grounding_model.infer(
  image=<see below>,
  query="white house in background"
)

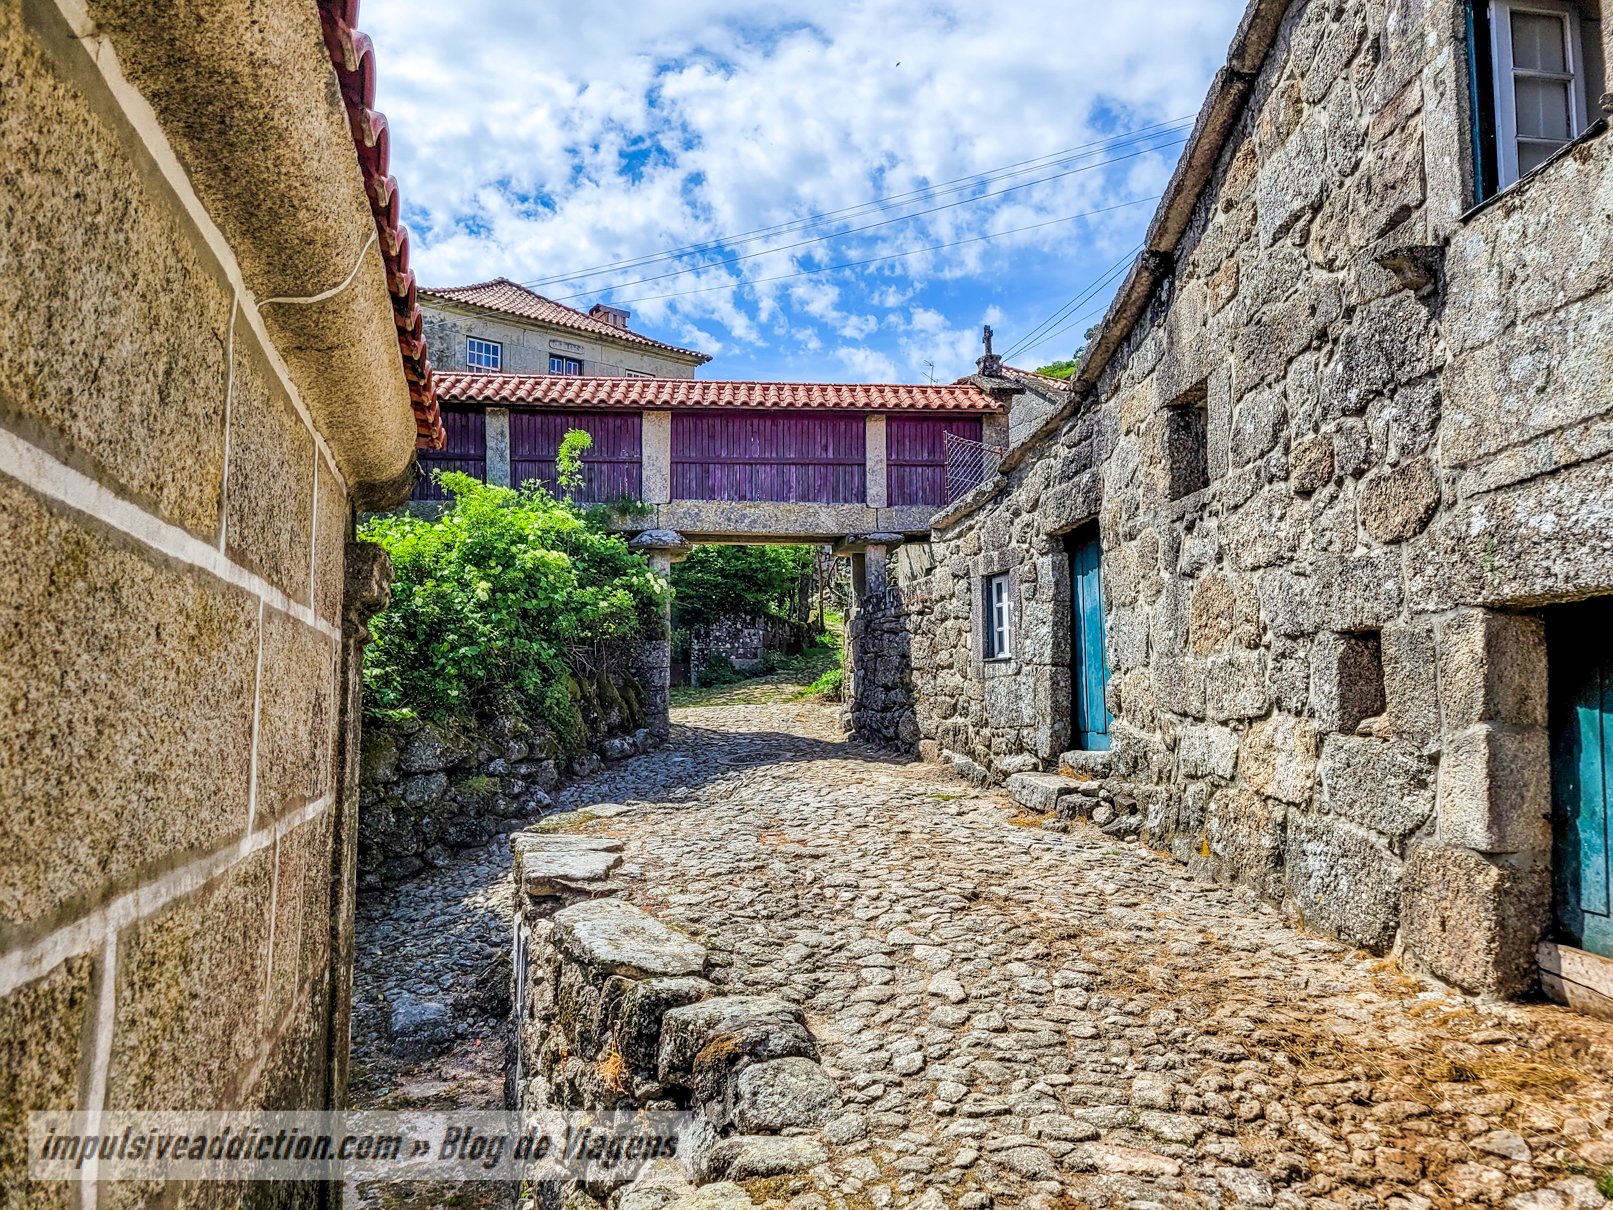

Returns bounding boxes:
[420,277,711,380]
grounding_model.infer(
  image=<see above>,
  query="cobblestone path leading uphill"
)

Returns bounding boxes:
[351,702,1613,1210]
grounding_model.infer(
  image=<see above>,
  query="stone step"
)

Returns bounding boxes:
[549,898,707,979]
[521,848,624,897]
[1005,771,1087,813]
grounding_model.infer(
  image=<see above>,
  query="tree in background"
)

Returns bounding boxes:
[669,544,819,630]
[1034,325,1100,380]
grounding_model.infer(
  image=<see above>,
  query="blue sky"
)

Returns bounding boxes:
[366,1,1245,382]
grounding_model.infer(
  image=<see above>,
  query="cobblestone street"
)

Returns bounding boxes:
[353,703,1613,1210]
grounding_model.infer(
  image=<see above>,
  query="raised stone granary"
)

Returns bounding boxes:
[849,0,1613,1003]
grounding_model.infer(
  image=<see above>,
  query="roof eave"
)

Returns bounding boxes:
[418,289,710,362]
[965,0,1294,491]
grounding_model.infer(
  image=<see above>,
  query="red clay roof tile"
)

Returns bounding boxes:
[434,373,1004,412]
[318,0,445,451]
[421,279,712,364]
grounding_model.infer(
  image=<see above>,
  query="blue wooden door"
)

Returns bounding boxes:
[1071,531,1111,751]
[1552,600,1613,958]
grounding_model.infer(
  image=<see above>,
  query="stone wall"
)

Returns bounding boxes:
[688,613,812,680]
[358,678,660,888]
[0,0,418,1203]
[507,836,842,1186]
[892,0,1613,999]
[422,300,705,379]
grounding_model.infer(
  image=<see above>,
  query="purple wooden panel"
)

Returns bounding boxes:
[413,408,487,500]
[671,412,866,503]
[510,411,642,502]
[887,415,981,506]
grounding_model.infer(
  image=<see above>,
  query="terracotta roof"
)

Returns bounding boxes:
[953,365,1075,393]
[318,0,445,450]
[434,373,1005,412]
[420,278,713,364]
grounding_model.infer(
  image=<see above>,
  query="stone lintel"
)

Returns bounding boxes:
[834,532,904,557]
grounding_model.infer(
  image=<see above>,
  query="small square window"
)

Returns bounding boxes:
[550,355,583,376]
[984,573,1013,660]
[466,337,501,370]
[1165,380,1209,500]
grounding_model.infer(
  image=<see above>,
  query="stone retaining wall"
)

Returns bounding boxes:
[689,613,813,682]
[508,828,843,1187]
[359,677,658,887]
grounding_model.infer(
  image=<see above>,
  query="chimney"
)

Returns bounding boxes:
[589,303,631,330]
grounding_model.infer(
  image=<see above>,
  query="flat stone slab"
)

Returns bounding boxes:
[549,898,706,978]
[510,833,625,856]
[1006,772,1085,813]
[709,1135,828,1180]
[522,848,623,896]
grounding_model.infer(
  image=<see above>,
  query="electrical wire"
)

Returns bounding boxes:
[553,135,1185,304]
[606,197,1159,307]
[518,116,1194,293]
[1000,244,1141,363]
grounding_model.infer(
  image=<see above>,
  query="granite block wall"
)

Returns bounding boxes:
[877,0,1613,999]
[0,0,415,1204]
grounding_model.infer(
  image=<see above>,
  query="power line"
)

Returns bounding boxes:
[608,197,1160,307]
[517,116,1194,293]
[554,137,1185,304]
[1000,244,1140,362]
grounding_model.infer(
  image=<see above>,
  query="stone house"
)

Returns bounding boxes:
[0,0,436,1202]
[876,0,1613,1006]
[420,276,711,380]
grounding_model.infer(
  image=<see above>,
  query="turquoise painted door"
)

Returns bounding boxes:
[1071,531,1111,751]
[1550,599,1613,958]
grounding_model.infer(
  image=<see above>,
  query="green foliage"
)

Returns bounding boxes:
[798,667,844,702]
[669,544,816,629]
[359,472,669,749]
[556,429,593,500]
[1035,325,1101,380]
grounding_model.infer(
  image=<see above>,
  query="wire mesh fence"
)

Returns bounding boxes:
[943,431,1004,503]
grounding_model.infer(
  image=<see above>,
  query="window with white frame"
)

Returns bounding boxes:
[466,336,502,370]
[984,573,1012,660]
[1468,0,1591,198]
[550,354,583,375]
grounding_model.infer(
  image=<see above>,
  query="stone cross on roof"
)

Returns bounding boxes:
[977,324,1003,378]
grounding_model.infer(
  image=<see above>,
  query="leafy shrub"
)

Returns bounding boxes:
[360,472,669,749]
[798,667,844,702]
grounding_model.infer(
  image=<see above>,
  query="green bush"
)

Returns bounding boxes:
[798,667,844,702]
[670,544,816,629]
[359,472,669,749]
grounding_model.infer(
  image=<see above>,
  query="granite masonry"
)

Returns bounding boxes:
[358,677,660,888]
[0,0,438,1205]
[845,0,1613,1005]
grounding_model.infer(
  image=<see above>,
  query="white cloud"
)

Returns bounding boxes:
[834,346,899,382]
[364,0,1244,381]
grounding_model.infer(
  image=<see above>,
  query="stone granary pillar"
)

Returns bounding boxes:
[834,533,906,740]
[627,529,692,738]
[836,532,904,609]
